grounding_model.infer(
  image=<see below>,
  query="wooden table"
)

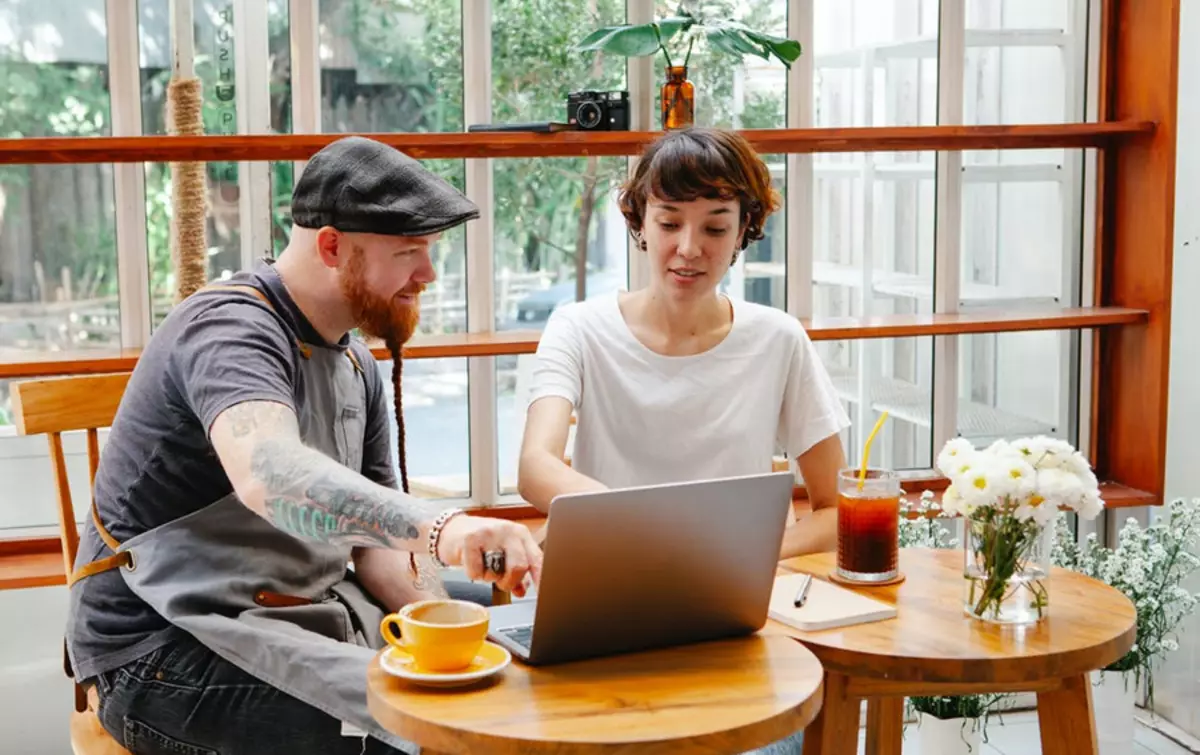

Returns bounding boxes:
[772,548,1136,755]
[367,633,824,754]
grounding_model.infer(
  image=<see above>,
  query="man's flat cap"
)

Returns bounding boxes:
[292,136,480,236]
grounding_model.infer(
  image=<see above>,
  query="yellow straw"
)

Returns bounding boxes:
[857,411,890,490]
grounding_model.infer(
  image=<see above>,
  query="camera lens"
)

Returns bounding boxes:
[577,101,602,130]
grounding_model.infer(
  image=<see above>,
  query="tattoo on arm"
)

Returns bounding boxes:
[412,554,449,598]
[220,401,437,551]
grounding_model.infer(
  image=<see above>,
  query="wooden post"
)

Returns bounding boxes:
[1093,0,1181,498]
[170,0,195,80]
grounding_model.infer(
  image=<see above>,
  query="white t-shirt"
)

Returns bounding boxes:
[527,293,851,490]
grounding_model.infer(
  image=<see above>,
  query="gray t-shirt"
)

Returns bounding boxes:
[67,261,397,681]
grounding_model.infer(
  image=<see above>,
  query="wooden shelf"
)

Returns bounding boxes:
[0,307,1146,380]
[803,306,1147,341]
[364,330,542,361]
[0,121,1155,165]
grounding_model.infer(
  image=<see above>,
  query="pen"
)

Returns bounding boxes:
[793,574,813,608]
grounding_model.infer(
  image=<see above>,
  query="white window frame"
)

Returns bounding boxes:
[0,0,1101,529]
[193,0,1102,509]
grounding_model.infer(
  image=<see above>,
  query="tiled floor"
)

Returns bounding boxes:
[856,710,1200,754]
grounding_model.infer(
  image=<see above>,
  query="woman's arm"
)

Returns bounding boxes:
[779,434,846,559]
[517,396,608,515]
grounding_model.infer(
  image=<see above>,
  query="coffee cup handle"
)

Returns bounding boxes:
[380,616,406,648]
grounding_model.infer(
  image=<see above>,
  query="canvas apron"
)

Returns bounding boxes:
[72,284,418,753]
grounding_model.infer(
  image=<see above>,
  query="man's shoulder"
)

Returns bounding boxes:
[149,280,297,356]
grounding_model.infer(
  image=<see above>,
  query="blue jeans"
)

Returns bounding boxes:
[91,580,494,754]
[94,634,406,754]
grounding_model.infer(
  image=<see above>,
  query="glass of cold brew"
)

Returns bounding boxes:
[836,468,901,583]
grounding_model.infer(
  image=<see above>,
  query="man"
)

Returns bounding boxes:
[68,136,541,754]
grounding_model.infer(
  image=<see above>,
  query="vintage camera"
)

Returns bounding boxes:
[566,90,630,131]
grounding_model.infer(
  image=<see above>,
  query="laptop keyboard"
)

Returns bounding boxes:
[499,625,534,652]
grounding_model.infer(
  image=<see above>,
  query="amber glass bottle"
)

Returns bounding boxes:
[660,66,695,130]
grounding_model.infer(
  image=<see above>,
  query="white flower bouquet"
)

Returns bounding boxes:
[936,436,1104,623]
[1052,499,1200,710]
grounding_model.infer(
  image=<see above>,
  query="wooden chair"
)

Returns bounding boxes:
[11,373,133,755]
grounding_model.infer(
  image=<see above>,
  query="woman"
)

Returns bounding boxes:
[518,126,850,562]
[517,128,847,754]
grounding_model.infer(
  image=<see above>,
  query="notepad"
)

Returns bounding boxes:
[767,573,897,631]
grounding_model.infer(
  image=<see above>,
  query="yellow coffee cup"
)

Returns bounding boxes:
[380,599,489,672]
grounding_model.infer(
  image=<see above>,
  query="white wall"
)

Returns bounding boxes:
[1155,0,1200,737]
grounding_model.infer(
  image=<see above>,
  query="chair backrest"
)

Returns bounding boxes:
[10,373,131,579]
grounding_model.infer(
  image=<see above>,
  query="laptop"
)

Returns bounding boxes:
[487,471,794,665]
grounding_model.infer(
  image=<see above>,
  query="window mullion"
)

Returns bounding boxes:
[786,0,814,319]
[463,0,498,507]
[108,0,150,349]
[625,0,654,291]
[288,0,321,185]
[932,0,966,453]
[234,0,273,268]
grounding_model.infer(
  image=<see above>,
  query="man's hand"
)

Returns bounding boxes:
[436,516,543,598]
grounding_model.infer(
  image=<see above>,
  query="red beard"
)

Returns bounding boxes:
[340,245,424,345]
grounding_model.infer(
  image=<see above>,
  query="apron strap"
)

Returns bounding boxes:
[68,551,132,587]
[202,284,314,359]
[68,477,135,585]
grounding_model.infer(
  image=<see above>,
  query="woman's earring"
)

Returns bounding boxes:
[634,231,647,251]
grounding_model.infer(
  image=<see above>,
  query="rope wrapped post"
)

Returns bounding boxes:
[168,0,208,303]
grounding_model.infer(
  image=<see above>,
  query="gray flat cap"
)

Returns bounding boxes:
[292,136,480,236]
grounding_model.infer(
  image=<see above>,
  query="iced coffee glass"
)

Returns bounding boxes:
[836,468,901,583]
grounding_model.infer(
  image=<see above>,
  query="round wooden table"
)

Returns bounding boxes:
[367,633,825,754]
[772,548,1136,755]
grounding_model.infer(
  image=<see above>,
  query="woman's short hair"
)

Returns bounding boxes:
[617,127,782,252]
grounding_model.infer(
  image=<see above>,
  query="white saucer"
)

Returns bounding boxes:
[379,641,512,688]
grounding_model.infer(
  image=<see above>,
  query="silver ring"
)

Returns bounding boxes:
[483,550,506,575]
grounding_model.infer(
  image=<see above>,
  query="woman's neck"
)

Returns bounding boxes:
[620,287,733,356]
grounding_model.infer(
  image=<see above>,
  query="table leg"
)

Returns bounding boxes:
[802,672,860,755]
[1037,674,1098,755]
[865,697,904,755]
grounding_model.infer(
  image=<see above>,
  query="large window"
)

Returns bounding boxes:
[0,0,1099,530]
[0,4,117,406]
[0,0,118,533]
[812,0,939,470]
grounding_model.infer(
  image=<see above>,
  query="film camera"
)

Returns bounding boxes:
[566,90,630,131]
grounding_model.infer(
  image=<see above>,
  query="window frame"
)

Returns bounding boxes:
[9,0,1105,518]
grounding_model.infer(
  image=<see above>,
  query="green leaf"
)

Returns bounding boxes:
[656,15,695,42]
[718,22,804,68]
[705,26,767,61]
[741,29,804,67]
[574,23,663,57]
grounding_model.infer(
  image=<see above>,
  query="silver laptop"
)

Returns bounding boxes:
[487,471,794,665]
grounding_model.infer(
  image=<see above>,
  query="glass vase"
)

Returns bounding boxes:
[962,508,1053,624]
[660,66,694,130]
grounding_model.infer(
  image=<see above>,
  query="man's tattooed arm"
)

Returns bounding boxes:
[210,400,441,551]
[352,547,448,611]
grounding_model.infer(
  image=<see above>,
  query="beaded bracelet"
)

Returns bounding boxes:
[428,507,466,569]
